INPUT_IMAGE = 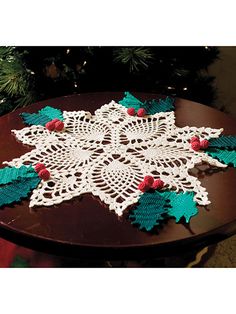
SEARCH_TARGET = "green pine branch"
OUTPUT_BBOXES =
[0,47,36,109]
[0,55,29,96]
[113,47,154,73]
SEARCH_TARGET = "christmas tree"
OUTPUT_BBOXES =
[0,46,219,116]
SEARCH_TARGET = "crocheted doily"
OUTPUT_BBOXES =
[4,101,226,215]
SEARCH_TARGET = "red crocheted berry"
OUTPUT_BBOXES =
[38,169,50,181]
[191,141,201,151]
[138,181,150,192]
[144,175,154,187]
[152,179,164,190]
[200,139,209,149]
[190,136,200,143]
[51,118,60,123]
[127,107,135,116]
[35,163,46,173]
[45,121,55,131]
[55,120,64,131]
[137,108,146,117]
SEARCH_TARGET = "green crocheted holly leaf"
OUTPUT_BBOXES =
[119,91,144,110]
[129,190,199,233]
[119,92,175,114]
[0,176,41,208]
[20,112,51,126]
[129,191,168,231]
[167,191,198,223]
[0,165,37,185]
[208,136,236,149]
[206,148,236,167]
[39,106,64,121]
[143,97,175,114]
[21,106,64,126]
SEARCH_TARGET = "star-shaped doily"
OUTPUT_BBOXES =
[4,101,226,215]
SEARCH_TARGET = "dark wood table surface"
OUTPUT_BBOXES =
[0,92,236,260]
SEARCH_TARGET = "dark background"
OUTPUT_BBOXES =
[0,46,235,117]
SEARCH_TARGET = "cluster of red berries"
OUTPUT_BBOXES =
[190,136,209,151]
[127,107,146,117]
[45,119,64,132]
[35,163,51,181]
[138,175,164,192]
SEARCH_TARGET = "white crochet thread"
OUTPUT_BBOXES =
[4,101,226,215]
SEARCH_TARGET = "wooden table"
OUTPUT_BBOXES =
[0,92,236,261]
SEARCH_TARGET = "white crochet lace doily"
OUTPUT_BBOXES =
[4,101,226,215]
